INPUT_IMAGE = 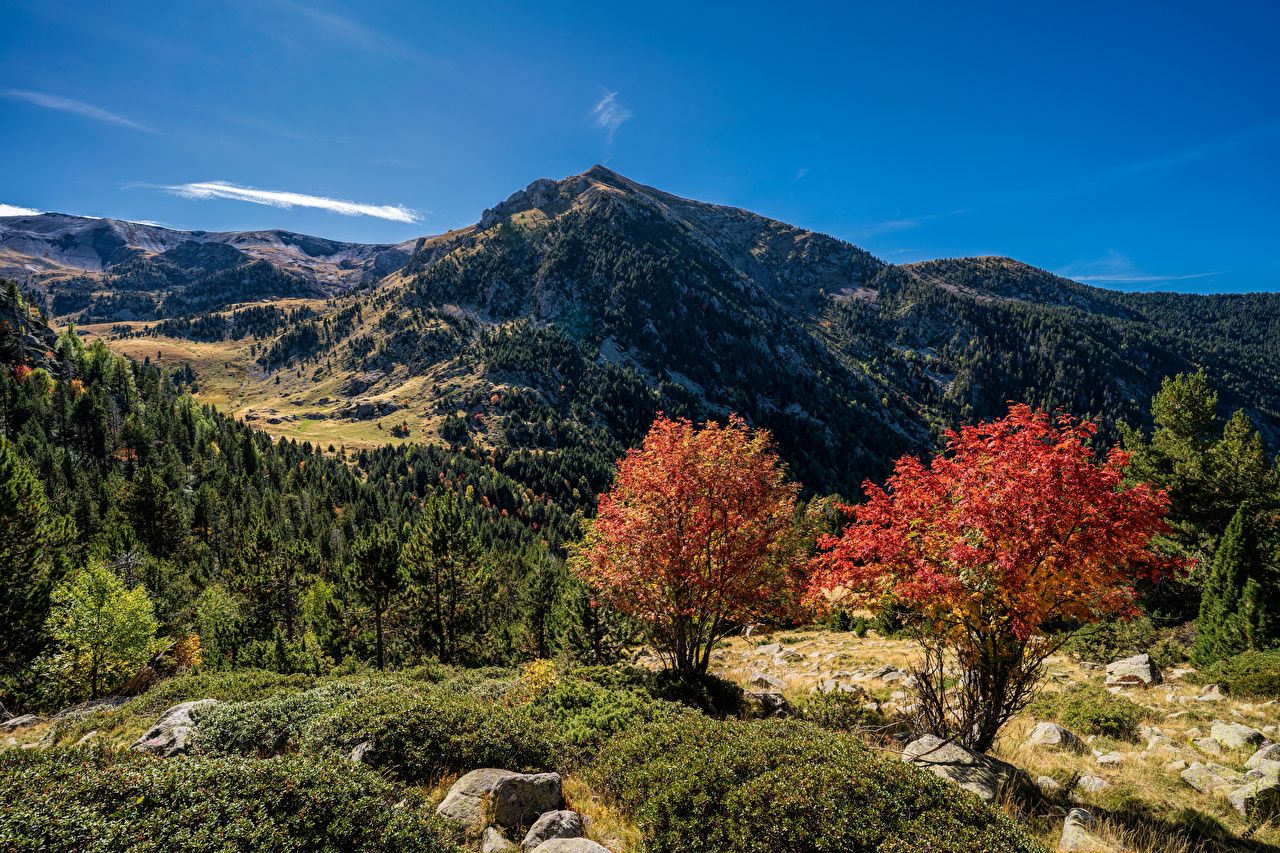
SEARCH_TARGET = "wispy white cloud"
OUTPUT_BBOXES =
[161,181,420,223]
[264,0,439,64]
[3,89,154,132]
[1055,251,1218,289]
[591,90,632,143]
[793,167,810,182]
[0,203,43,217]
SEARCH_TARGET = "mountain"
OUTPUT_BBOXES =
[10,166,1280,498]
[0,211,416,320]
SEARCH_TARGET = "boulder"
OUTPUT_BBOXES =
[130,699,219,757]
[755,643,782,656]
[531,841,610,853]
[1246,743,1280,770]
[483,827,519,853]
[0,714,44,732]
[436,769,563,830]
[743,691,791,718]
[1197,684,1224,702]
[1059,808,1115,852]
[1229,773,1280,819]
[901,735,1034,802]
[1210,721,1265,750]
[1105,653,1161,689]
[1027,722,1087,754]
[1036,775,1063,794]
[1075,774,1109,793]
[748,672,784,691]
[775,647,805,663]
[1180,761,1244,794]
[522,810,585,850]
[1095,751,1124,766]
[1193,737,1223,757]
[349,740,375,764]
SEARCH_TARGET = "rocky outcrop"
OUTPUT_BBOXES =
[130,699,219,757]
[901,735,1034,802]
[1210,721,1265,750]
[1,714,44,732]
[1105,653,1161,689]
[436,769,563,830]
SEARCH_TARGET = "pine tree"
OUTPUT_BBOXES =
[1192,502,1276,665]
[401,491,487,663]
[0,435,71,675]
[348,524,402,670]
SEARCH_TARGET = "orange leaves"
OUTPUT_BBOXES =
[809,404,1184,640]
[573,414,801,628]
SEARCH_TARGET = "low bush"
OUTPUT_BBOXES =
[299,686,561,784]
[529,678,683,758]
[795,689,884,732]
[647,669,744,718]
[1065,618,1192,671]
[196,681,394,757]
[1192,650,1280,699]
[0,746,464,852]
[1031,683,1146,741]
[589,715,1041,853]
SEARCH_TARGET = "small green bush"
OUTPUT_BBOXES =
[1193,650,1280,699]
[529,678,682,758]
[299,687,561,784]
[590,715,1040,853]
[795,689,883,732]
[648,670,744,718]
[0,746,464,852]
[197,681,393,757]
[1065,618,1191,671]
[1032,683,1145,741]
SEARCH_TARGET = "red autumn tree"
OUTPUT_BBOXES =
[809,404,1181,750]
[574,414,802,677]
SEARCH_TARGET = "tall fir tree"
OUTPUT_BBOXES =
[1192,502,1277,665]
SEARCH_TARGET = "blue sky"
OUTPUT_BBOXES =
[2,1,1277,293]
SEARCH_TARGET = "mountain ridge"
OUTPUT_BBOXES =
[5,166,1279,496]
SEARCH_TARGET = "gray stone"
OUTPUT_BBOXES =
[1180,761,1243,794]
[0,714,44,732]
[1027,721,1086,754]
[748,672,784,691]
[1246,743,1280,770]
[1197,684,1225,702]
[349,740,375,764]
[1105,653,1161,688]
[483,827,519,853]
[775,647,805,663]
[1076,774,1110,793]
[1059,808,1114,852]
[1095,751,1125,766]
[436,769,563,830]
[1210,721,1265,750]
[743,691,790,718]
[531,841,610,853]
[901,735,1034,802]
[1036,775,1063,794]
[522,810,584,850]
[755,643,782,656]
[130,699,219,757]
[1193,737,1224,757]
[1229,773,1280,819]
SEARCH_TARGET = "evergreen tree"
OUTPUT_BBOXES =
[0,435,71,676]
[348,524,402,669]
[1192,502,1276,665]
[401,491,487,663]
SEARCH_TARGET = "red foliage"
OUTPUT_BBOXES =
[809,404,1182,640]
[574,414,801,673]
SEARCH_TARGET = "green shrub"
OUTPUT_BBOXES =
[648,669,744,718]
[0,746,464,852]
[47,669,319,745]
[299,687,561,784]
[1065,618,1192,672]
[590,715,1040,853]
[795,689,884,732]
[1032,683,1145,741]
[529,678,682,758]
[1193,649,1280,699]
[196,681,393,757]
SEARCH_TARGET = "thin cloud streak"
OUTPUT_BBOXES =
[161,181,420,223]
[591,91,632,143]
[3,90,155,132]
[1055,251,1218,288]
[266,0,442,65]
